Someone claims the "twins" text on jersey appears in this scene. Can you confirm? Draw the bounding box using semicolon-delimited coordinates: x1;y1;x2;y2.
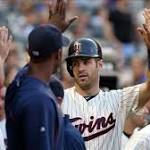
70;113;116;141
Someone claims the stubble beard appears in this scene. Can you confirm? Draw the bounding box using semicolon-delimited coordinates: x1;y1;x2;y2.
75;77;92;90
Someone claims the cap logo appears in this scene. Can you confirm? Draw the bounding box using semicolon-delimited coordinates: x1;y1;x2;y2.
74;41;81;55
32;51;39;56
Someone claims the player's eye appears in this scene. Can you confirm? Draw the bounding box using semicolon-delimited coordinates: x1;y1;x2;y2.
72;60;79;67
83;60;89;65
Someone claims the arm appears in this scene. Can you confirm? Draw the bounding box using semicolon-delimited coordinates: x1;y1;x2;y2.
124;117;139;137
0;26;12;86
124;9;150;134
124;106;149;136
48;0;78;32
136;9;150;108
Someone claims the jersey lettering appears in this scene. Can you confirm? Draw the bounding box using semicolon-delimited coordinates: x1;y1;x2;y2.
70;113;116;141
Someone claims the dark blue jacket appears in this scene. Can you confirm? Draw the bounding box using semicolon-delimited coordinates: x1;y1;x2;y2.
5;66;64;150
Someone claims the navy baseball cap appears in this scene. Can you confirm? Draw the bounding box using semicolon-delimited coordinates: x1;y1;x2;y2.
28;24;69;59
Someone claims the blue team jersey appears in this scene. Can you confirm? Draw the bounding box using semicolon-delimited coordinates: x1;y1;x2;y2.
5;67;64;150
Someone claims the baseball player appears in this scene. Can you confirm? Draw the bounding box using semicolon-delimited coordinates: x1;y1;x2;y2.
5;24;65;150
61;9;150;150
5;0;77;149
121;103;150;150
49;77;86;150
124;123;150;150
122;100;150;150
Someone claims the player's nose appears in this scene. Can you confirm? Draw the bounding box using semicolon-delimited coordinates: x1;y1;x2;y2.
78;62;86;72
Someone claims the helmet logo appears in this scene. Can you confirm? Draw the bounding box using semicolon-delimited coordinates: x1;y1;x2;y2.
73;41;81;55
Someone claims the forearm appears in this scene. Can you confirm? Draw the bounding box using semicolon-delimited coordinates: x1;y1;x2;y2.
136;9;150;107
0;57;5;88
138;48;150;107
124;121;136;136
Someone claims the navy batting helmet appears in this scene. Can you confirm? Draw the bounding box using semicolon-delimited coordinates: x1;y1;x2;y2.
66;38;102;77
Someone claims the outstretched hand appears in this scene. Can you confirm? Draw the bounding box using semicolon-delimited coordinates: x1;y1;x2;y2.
137;9;150;50
0;26;12;63
48;0;78;32
0;26;12;86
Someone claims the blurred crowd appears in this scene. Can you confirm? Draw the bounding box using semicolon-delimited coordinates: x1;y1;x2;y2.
0;0;150;148
0;0;149;89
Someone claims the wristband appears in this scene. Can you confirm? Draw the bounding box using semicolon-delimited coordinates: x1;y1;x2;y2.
123;131;131;138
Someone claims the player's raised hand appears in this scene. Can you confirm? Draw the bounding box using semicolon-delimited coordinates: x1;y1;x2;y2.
0;26;12;63
48;0;78;32
0;26;12;86
137;9;150;50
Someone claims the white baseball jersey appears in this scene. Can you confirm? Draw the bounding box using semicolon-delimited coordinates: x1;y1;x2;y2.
0;129;5;150
124;125;150;150
61;85;141;150
121;133;129;150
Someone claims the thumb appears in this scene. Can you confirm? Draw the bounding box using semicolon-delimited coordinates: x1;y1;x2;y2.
62;16;79;32
137;27;144;36
68;16;79;26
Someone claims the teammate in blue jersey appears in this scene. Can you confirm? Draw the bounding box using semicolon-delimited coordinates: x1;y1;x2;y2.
5;24;65;150
5;0;78;149
49;77;86;150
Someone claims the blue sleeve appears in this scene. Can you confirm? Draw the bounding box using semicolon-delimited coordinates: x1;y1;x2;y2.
21;94;58;150
64;116;86;150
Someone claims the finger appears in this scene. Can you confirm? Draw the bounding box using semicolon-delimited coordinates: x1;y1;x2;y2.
0;28;2;41
8;35;13;49
62;16;78;32
55;0;61;12
137;27;146;37
60;0;66;19
57;0;61;4
143;24;149;33
48;2;53;19
3;28;8;44
143;11;149;24
147;9;150;18
143;107;149;114
144;9;149;17
144;10;150;26
68;16;79;26
145;8;150;19
143;10;150;24
0;26;7;42
137;27;143;33
144;18;150;31
57;0;63;14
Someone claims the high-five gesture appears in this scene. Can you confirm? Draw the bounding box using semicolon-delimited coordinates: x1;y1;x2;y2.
137;8;150;77
48;0;78;32
0;26;12;86
0;26;12;63
137;9;150;50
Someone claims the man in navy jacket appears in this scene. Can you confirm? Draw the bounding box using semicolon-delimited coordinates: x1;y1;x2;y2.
5;0;77;149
